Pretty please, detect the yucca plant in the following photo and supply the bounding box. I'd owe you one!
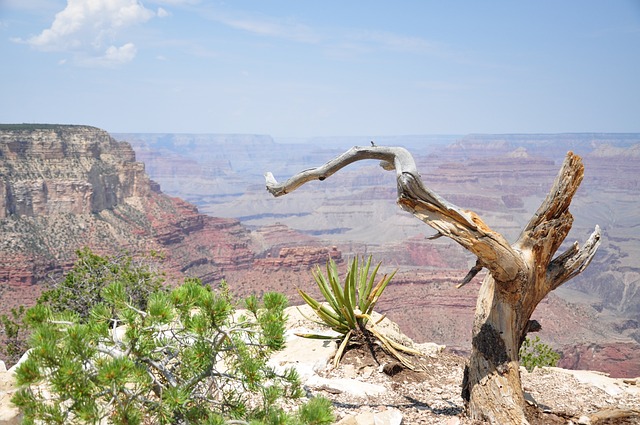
[297,256,422,369]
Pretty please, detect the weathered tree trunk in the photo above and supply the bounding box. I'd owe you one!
[265,146,600,424]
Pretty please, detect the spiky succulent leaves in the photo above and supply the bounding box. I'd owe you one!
[299,256,397,338]
[327,261,358,330]
[293,332,337,340]
[366,269,396,315]
[358,258,382,314]
[341,258,358,328]
[297,288,350,334]
[333,329,353,368]
[357,256,373,312]
[312,264,340,315]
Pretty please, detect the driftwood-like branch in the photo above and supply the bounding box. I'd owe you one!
[523,152,584,235]
[265,146,417,196]
[547,225,601,290]
[457,260,483,289]
[517,152,587,265]
[265,145,523,282]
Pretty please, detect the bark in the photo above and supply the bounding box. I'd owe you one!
[265,145,600,424]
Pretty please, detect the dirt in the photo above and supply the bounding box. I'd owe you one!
[313,336,640,424]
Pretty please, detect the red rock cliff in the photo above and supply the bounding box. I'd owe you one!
[0,125,255,303]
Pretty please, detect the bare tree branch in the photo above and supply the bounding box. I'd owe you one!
[266,145,524,282]
[517,152,584,262]
[547,225,601,290]
[457,260,484,289]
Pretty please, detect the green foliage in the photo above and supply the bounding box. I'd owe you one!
[295,396,335,425]
[0,306,28,366]
[13,278,333,424]
[519,335,561,372]
[299,256,420,369]
[38,247,165,319]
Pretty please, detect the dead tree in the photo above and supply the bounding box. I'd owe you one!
[265,145,600,424]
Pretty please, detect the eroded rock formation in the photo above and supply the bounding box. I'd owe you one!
[0,126,257,308]
[0,126,342,326]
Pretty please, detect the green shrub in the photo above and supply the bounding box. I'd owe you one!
[298,256,420,369]
[13,276,333,424]
[0,306,28,366]
[519,335,561,372]
[38,247,165,319]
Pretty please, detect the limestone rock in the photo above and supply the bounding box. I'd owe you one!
[335,407,403,425]
[0,365,20,424]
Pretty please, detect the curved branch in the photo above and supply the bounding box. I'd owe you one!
[547,225,601,290]
[265,145,523,282]
[265,146,418,196]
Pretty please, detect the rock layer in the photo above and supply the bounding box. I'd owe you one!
[0,126,256,308]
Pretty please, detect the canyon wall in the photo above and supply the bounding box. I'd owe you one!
[0,126,341,319]
[0,126,250,309]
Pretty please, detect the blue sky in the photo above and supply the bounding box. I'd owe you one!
[1,0,639,137]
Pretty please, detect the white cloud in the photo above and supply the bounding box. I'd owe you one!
[79,42,138,67]
[104,42,137,63]
[157,8,170,18]
[19,0,154,65]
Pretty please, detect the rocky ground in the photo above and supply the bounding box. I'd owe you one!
[1,305,639,425]
[272,306,640,425]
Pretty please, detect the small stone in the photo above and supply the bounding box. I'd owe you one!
[342,364,357,379]
[577,415,591,425]
[524,392,538,406]
[335,408,403,425]
[361,366,374,379]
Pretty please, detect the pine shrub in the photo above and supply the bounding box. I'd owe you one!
[12,256,333,424]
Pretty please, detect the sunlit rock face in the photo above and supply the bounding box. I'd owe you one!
[0,126,147,217]
[0,125,256,297]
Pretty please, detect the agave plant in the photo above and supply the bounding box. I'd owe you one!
[297,256,421,369]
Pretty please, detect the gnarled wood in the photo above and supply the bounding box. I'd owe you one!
[265,145,600,424]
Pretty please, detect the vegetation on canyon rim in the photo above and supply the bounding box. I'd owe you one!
[0,250,563,425]
[297,256,422,369]
[9,250,334,425]
[519,336,560,372]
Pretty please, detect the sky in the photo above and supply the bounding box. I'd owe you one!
[1,0,639,137]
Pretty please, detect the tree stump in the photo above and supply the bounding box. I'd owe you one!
[265,146,600,424]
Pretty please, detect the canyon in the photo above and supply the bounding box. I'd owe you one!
[121,131,640,378]
[0,125,336,317]
[1,125,638,378]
